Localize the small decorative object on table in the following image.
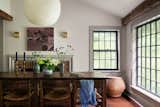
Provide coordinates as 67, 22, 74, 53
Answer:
32, 52, 60, 74
38, 58, 60, 74
15, 52, 19, 73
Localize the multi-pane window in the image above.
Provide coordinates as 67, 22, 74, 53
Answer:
136, 18, 160, 97
92, 31, 118, 70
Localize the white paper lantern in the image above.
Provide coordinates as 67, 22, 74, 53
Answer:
24, 0, 61, 26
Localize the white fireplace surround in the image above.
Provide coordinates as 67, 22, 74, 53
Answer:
8, 55, 73, 72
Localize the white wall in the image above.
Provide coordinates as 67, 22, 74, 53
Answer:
3, 0, 121, 72
0, 0, 11, 15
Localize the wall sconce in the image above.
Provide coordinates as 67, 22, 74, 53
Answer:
61, 32, 68, 38
12, 32, 20, 38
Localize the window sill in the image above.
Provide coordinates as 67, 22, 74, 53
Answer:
131, 85, 160, 103
93, 70, 120, 73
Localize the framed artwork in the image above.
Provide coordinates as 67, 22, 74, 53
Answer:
27, 27, 54, 51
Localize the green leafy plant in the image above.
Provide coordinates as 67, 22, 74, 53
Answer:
32, 52, 60, 71
37, 57, 60, 70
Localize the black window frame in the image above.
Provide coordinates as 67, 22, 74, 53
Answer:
136, 17, 160, 97
92, 31, 119, 70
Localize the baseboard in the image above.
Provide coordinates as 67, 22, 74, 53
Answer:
123, 94, 143, 107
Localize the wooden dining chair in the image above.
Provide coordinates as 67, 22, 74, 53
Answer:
2, 79, 33, 107
1, 60, 34, 107
39, 79, 72, 107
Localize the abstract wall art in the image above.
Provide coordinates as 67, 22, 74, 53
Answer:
27, 27, 54, 51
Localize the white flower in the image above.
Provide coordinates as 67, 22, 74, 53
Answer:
51, 59, 60, 66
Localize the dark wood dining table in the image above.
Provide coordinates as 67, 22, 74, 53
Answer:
0, 71, 113, 107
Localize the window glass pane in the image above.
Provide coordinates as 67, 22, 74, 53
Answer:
100, 60, 105, 68
157, 46, 160, 57
151, 47, 155, 57
151, 22, 156, 34
100, 52, 105, 60
99, 32, 105, 40
146, 79, 150, 91
157, 58, 160, 70
151, 34, 156, 46
157, 71, 160, 82
142, 37, 145, 46
105, 60, 111, 68
157, 20, 160, 33
93, 41, 99, 50
146, 36, 150, 46
142, 26, 146, 36
146, 69, 150, 79
105, 32, 110, 40
142, 77, 145, 88
142, 47, 145, 57
93, 32, 99, 41
99, 41, 105, 50
138, 67, 141, 76
94, 60, 99, 69
151, 58, 155, 69
105, 41, 110, 50
146, 58, 150, 68
146, 47, 150, 57
137, 77, 141, 86
111, 60, 117, 69
138, 38, 141, 47
157, 83, 160, 96
146, 24, 150, 35
111, 52, 116, 59
142, 58, 145, 67
157, 33, 160, 45
110, 32, 116, 40
110, 41, 116, 50
105, 52, 110, 60
142, 68, 145, 77
138, 48, 141, 57
94, 52, 99, 60
138, 58, 141, 66
151, 81, 156, 93
138, 28, 141, 38
151, 70, 156, 81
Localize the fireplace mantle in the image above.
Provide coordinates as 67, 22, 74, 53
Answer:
8, 55, 73, 72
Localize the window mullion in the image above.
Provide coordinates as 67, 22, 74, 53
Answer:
155, 20, 158, 94
104, 32, 106, 69
150, 23, 152, 91
145, 25, 147, 89
116, 31, 118, 69
98, 32, 100, 69
136, 28, 138, 86
141, 27, 143, 87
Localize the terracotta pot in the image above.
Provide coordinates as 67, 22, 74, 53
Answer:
106, 77, 126, 97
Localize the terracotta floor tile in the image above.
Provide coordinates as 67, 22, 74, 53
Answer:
76, 97, 137, 107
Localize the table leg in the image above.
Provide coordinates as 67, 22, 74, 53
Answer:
102, 79, 106, 107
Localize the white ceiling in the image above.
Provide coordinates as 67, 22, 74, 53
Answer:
79, 0, 144, 17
